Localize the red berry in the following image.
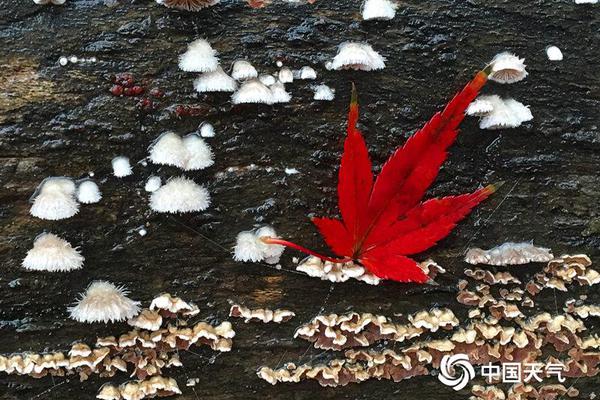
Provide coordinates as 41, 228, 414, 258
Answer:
131, 86, 144, 96
149, 88, 164, 98
123, 87, 133, 96
110, 85, 123, 96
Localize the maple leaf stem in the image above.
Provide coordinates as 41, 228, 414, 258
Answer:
260, 237, 352, 264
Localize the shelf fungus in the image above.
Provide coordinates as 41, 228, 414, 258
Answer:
97, 376, 181, 400
464, 269, 521, 285
76, 179, 102, 204
229, 304, 295, 323
465, 242, 553, 266
128, 310, 163, 331
69, 281, 141, 324
233, 226, 285, 264
361, 0, 397, 20
30, 177, 79, 220
112, 156, 133, 178
313, 84, 335, 101
149, 131, 214, 171
295, 256, 381, 285
489, 52, 528, 84
231, 79, 274, 104
178, 38, 219, 73
193, 66, 237, 93
231, 60, 258, 81
329, 42, 386, 71
149, 176, 210, 214
22, 232, 84, 272
408, 308, 459, 332
149, 293, 199, 317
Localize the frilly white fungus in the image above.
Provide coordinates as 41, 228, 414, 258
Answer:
156, 0, 220, 11
361, 0, 397, 20
182, 133, 215, 170
33, 0, 66, 4
298, 66, 317, 80
112, 156, 133, 177
270, 82, 292, 103
479, 97, 533, 130
178, 38, 219, 73
233, 226, 285, 264
489, 52, 528, 84
149, 132, 214, 171
575, 0, 597, 3
145, 176, 162, 192
22, 233, 84, 272
200, 122, 215, 137
76, 179, 101, 204
231, 60, 258, 80
231, 79, 274, 104
259, 74, 277, 86
329, 42, 386, 71
278, 67, 294, 83
313, 84, 335, 101
150, 176, 211, 214
546, 45, 563, 61
30, 177, 79, 220
193, 66, 238, 93
466, 95, 496, 117
68, 281, 140, 324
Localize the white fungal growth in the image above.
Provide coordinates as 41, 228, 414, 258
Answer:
150, 176, 211, 214
112, 156, 132, 177
489, 52, 528, 84
231, 60, 258, 80
259, 74, 277, 86
193, 67, 238, 93
233, 226, 285, 264
466, 95, 497, 117
145, 176, 162, 192
200, 122, 215, 137
575, 0, 597, 3
148, 132, 214, 171
178, 38, 219, 73
329, 42, 386, 71
182, 133, 215, 170
270, 82, 292, 103
69, 281, 140, 324
361, 0, 397, 20
231, 79, 274, 104
278, 67, 294, 83
22, 233, 84, 272
30, 177, 79, 220
479, 97, 533, 130
297, 66, 317, 80
546, 45, 563, 61
33, 0, 66, 4
76, 180, 101, 204
465, 242, 554, 266
313, 84, 335, 101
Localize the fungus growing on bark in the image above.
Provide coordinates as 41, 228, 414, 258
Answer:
258, 74, 277, 86
231, 79, 274, 104
199, 121, 215, 137
465, 242, 553, 266
329, 42, 386, 71
297, 66, 317, 80
76, 179, 102, 204
112, 156, 133, 178
156, 0, 219, 11
69, 281, 141, 324
149, 177, 210, 213
278, 67, 294, 83
22, 232, 84, 272
233, 226, 285, 264
489, 52, 528, 83
33, 0, 66, 4
313, 84, 335, 101
296, 256, 381, 284
478, 97, 533, 130
30, 177, 79, 220
546, 45, 563, 61
149, 132, 188, 168
178, 38, 219, 73
229, 304, 295, 323
231, 60, 258, 80
150, 293, 198, 316
144, 176, 162, 192
193, 67, 237, 93
466, 95, 496, 116
128, 309, 163, 331
361, 0, 397, 20
269, 81, 292, 103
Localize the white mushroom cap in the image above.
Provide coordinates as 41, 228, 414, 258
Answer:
112, 156, 133, 177
30, 177, 79, 220
466, 95, 498, 117
182, 133, 214, 170
33, 0, 67, 4
489, 52, 528, 84
297, 66, 317, 80
69, 281, 140, 324
233, 226, 285, 264
231, 79, 274, 104
546, 45, 563, 61
193, 66, 238, 93
479, 97, 532, 130
361, 0, 397, 20
330, 42, 386, 71
22, 233, 84, 272
313, 84, 335, 101
575, 0, 598, 3
76, 180, 102, 204
259, 74, 277, 86
270, 82, 292, 104
150, 176, 211, 213
144, 176, 162, 192
199, 122, 216, 137
178, 38, 219, 73
149, 132, 188, 168
231, 60, 258, 81
278, 67, 294, 83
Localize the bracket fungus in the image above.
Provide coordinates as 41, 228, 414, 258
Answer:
329, 42, 386, 71
296, 256, 381, 284
465, 242, 553, 266
97, 376, 181, 400
69, 281, 141, 324
178, 38, 219, 73
22, 232, 84, 272
149, 176, 210, 214
229, 304, 295, 323
30, 177, 79, 220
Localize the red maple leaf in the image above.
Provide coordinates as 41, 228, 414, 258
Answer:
265, 66, 496, 283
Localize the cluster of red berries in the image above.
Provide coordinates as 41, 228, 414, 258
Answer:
110, 73, 144, 97
174, 104, 210, 118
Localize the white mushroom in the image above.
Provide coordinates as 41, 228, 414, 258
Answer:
329, 42, 385, 71
361, 0, 397, 20
69, 281, 140, 324
149, 176, 210, 213
22, 233, 84, 272
178, 38, 219, 73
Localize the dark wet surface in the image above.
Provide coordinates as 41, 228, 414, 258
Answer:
1, 0, 599, 398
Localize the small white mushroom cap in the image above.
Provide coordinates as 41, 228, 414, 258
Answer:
270, 82, 292, 103
149, 132, 188, 168
76, 180, 102, 204
466, 95, 497, 117
150, 176, 210, 213
69, 281, 140, 324
231, 60, 258, 81
278, 67, 294, 83
504, 98, 533, 123
30, 177, 79, 220
489, 52, 528, 84
479, 97, 533, 130
182, 133, 214, 170
361, 0, 397, 20
231, 79, 274, 104
145, 176, 162, 192
233, 226, 285, 264
259, 74, 277, 86
297, 66, 317, 80
33, 0, 66, 4
193, 67, 238, 93
200, 122, 215, 137
546, 45, 563, 61
313, 84, 335, 101
112, 156, 132, 177
178, 38, 219, 73
22, 233, 84, 272
330, 42, 386, 71
575, 0, 598, 3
